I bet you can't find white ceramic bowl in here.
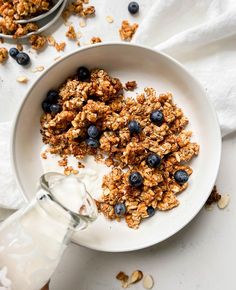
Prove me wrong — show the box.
[12,43,221,252]
[0,0,67,39]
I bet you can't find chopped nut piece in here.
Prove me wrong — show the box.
[90,37,102,44]
[0,47,8,63]
[116,271,129,283]
[217,194,230,209]
[106,16,114,23]
[41,152,47,159]
[206,185,221,205]
[47,35,56,46]
[119,20,138,41]
[29,34,47,50]
[125,81,137,91]
[55,42,66,52]
[129,270,143,285]
[79,19,86,27]
[32,66,45,72]
[17,76,28,83]
[66,25,77,40]
[143,275,154,289]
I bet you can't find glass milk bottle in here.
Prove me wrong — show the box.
[0,173,97,290]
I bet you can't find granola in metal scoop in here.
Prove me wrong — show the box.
[40,68,199,229]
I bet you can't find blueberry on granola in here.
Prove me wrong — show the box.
[129,172,143,187]
[50,104,61,114]
[16,52,30,66]
[147,206,155,217]
[42,101,51,113]
[46,90,59,104]
[150,110,164,126]
[77,66,90,81]
[9,48,19,59]
[128,120,141,135]
[115,203,126,217]
[128,2,139,14]
[146,153,161,168]
[86,138,99,148]
[87,125,99,139]
[174,170,189,185]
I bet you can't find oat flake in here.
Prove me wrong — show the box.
[217,194,230,209]
[143,275,154,289]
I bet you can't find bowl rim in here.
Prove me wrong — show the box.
[11,42,222,252]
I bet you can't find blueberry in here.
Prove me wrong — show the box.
[114,203,126,217]
[146,153,161,168]
[86,137,99,148]
[87,125,99,139]
[9,47,19,59]
[129,172,143,187]
[42,101,51,113]
[16,52,30,66]
[50,104,61,113]
[147,206,155,217]
[128,1,139,14]
[150,110,164,126]
[128,120,141,135]
[46,90,59,104]
[77,66,90,81]
[174,170,189,185]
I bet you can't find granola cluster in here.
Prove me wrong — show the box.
[119,20,138,41]
[62,0,95,22]
[0,0,52,37]
[0,46,8,63]
[40,69,199,229]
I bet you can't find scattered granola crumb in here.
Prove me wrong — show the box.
[77,31,82,39]
[76,40,81,46]
[143,275,154,289]
[0,37,4,43]
[79,19,86,27]
[0,47,8,63]
[106,16,114,23]
[72,169,79,175]
[16,43,23,51]
[31,66,45,73]
[64,166,73,176]
[217,194,230,209]
[29,34,47,51]
[206,185,221,206]
[66,25,77,40]
[119,20,138,41]
[129,270,143,285]
[41,152,47,159]
[78,161,85,168]
[17,76,28,83]
[90,37,102,44]
[125,81,137,91]
[58,158,68,167]
[55,42,66,52]
[47,35,56,46]
[116,271,129,288]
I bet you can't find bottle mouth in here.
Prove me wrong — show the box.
[39,172,98,229]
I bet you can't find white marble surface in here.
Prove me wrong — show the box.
[0,0,235,289]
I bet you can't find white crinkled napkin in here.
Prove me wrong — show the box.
[1,0,236,212]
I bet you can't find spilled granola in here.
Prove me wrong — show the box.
[40,68,199,229]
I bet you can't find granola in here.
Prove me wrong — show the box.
[66,25,77,40]
[0,47,8,63]
[29,34,47,50]
[0,0,52,37]
[119,20,138,41]
[90,36,102,44]
[40,69,199,229]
